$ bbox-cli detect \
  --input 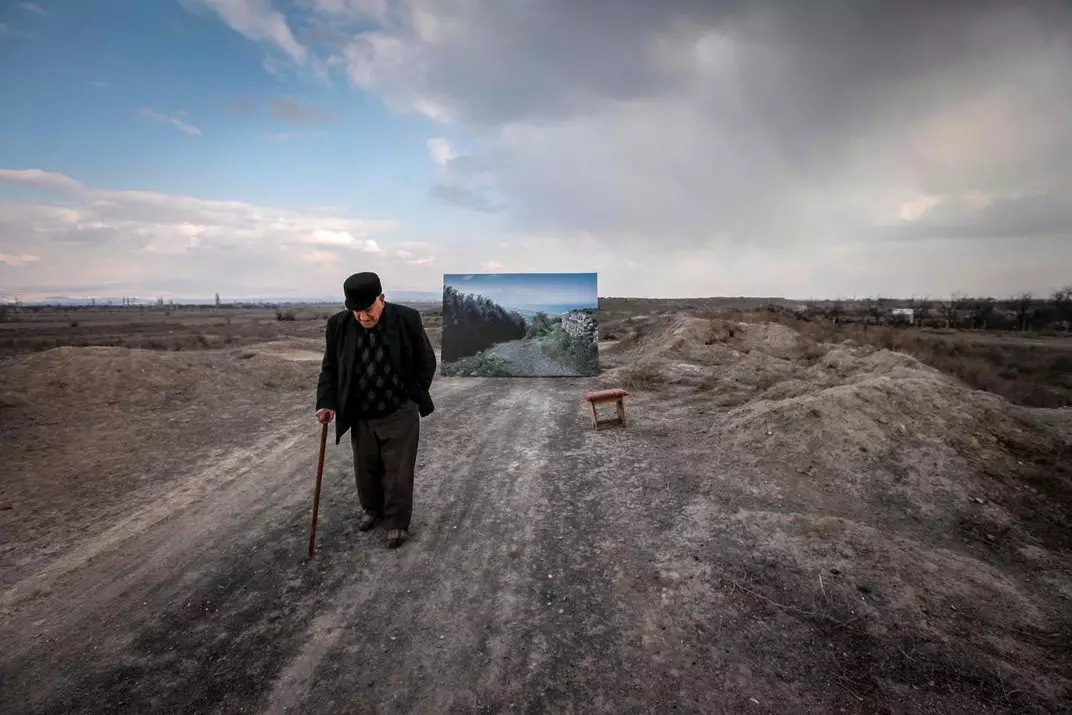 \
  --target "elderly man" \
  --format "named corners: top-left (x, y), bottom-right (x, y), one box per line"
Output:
top-left (315, 272), bottom-right (437, 549)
